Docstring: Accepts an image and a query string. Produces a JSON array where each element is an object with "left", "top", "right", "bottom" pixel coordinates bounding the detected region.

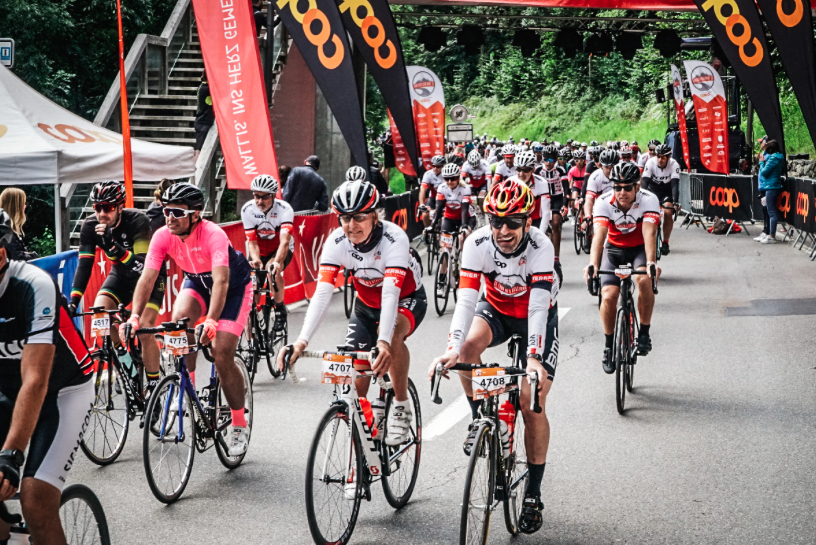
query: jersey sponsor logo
[
  {"left": 475, "top": 236, "right": 489, "bottom": 246},
  {"left": 351, "top": 252, "right": 364, "bottom": 261},
  {"left": 531, "top": 273, "right": 554, "bottom": 284},
  {"left": 493, "top": 260, "right": 507, "bottom": 268},
  {"left": 0, "top": 340, "right": 24, "bottom": 359},
  {"left": 356, "top": 276, "right": 383, "bottom": 288},
  {"left": 383, "top": 231, "right": 396, "bottom": 243},
  {"left": 492, "top": 279, "right": 528, "bottom": 296},
  {"left": 335, "top": 235, "right": 347, "bottom": 244},
  {"left": 64, "top": 404, "right": 92, "bottom": 475}
]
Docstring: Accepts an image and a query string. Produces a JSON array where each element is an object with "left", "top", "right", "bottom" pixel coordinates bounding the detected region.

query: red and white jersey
[
  {"left": 436, "top": 183, "right": 473, "bottom": 220},
  {"left": 538, "top": 164, "right": 566, "bottom": 196},
  {"left": 593, "top": 190, "right": 661, "bottom": 248},
  {"left": 493, "top": 161, "right": 516, "bottom": 184},
  {"left": 461, "top": 161, "right": 490, "bottom": 191},
  {"left": 585, "top": 168, "right": 612, "bottom": 199},
  {"left": 642, "top": 156, "right": 681, "bottom": 184},
  {"left": 241, "top": 200, "right": 295, "bottom": 256},
  {"left": 421, "top": 169, "right": 444, "bottom": 199}
]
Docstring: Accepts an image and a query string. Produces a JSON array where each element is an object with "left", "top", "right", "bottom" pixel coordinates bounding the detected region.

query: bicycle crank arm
[{"left": 508, "top": 469, "right": 530, "bottom": 492}]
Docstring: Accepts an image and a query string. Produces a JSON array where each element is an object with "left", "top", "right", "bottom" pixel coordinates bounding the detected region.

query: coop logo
[
  {"left": 37, "top": 123, "right": 122, "bottom": 145},
  {"left": 412, "top": 71, "right": 435, "bottom": 97},
  {"left": 690, "top": 66, "right": 715, "bottom": 92},
  {"left": 337, "top": 0, "right": 397, "bottom": 69},
  {"left": 276, "top": 0, "right": 345, "bottom": 69},
  {"left": 796, "top": 191, "right": 809, "bottom": 219},
  {"left": 777, "top": 191, "right": 791, "bottom": 214},
  {"left": 710, "top": 186, "right": 740, "bottom": 212},
  {"left": 701, "top": 0, "right": 764, "bottom": 67},
  {"left": 776, "top": 0, "right": 803, "bottom": 27},
  {"left": 391, "top": 208, "right": 408, "bottom": 229}
]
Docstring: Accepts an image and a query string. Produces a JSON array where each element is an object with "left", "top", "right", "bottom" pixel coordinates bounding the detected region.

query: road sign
[
  {"left": 0, "top": 39, "right": 14, "bottom": 68},
  {"left": 447, "top": 123, "right": 473, "bottom": 143},
  {"left": 449, "top": 104, "right": 469, "bottom": 123}
]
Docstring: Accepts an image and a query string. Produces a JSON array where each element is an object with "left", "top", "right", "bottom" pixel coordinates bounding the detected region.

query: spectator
[
  {"left": 147, "top": 179, "right": 175, "bottom": 233},
  {"left": 380, "top": 129, "right": 394, "bottom": 183},
  {"left": 368, "top": 150, "right": 390, "bottom": 195},
  {"left": 194, "top": 70, "right": 214, "bottom": 163},
  {"left": 282, "top": 155, "right": 329, "bottom": 212},
  {"left": 756, "top": 138, "right": 785, "bottom": 244},
  {"left": 278, "top": 165, "right": 292, "bottom": 199},
  {"left": 0, "top": 188, "right": 36, "bottom": 261}
]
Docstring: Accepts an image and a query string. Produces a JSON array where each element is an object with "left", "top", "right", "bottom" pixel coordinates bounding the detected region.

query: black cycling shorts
[
  {"left": 600, "top": 244, "right": 647, "bottom": 288},
  {"left": 550, "top": 194, "right": 565, "bottom": 214},
  {"left": 98, "top": 269, "right": 165, "bottom": 313},
  {"left": 344, "top": 287, "right": 427, "bottom": 351},
  {"left": 440, "top": 217, "right": 476, "bottom": 234},
  {"left": 475, "top": 299, "right": 559, "bottom": 381},
  {"left": 643, "top": 181, "right": 674, "bottom": 206},
  {"left": 260, "top": 248, "right": 293, "bottom": 270}
]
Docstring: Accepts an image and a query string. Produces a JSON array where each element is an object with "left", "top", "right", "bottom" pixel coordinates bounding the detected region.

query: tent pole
[{"left": 54, "top": 184, "right": 63, "bottom": 254}]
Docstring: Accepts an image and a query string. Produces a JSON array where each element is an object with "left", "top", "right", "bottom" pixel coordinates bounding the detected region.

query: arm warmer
[
  {"left": 377, "top": 279, "right": 402, "bottom": 344},
  {"left": 432, "top": 199, "right": 445, "bottom": 227},
  {"left": 526, "top": 286, "right": 552, "bottom": 358},
  {"left": 446, "top": 286, "right": 480, "bottom": 354},
  {"left": 296, "top": 280, "right": 335, "bottom": 345},
  {"left": 671, "top": 178, "right": 680, "bottom": 204}
]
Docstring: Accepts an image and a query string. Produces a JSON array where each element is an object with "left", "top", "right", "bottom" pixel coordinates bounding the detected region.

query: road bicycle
[
  {"left": 133, "top": 319, "right": 253, "bottom": 503},
  {"left": 0, "top": 484, "right": 111, "bottom": 544},
  {"left": 588, "top": 263, "right": 658, "bottom": 414},
  {"left": 430, "top": 335, "right": 541, "bottom": 545},
  {"left": 282, "top": 346, "right": 422, "bottom": 545},
  {"left": 421, "top": 220, "right": 440, "bottom": 273},
  {"left": 77, "top": 305, "right": 153, "bottom": 466},
  {"left": 434, "top": 226, "right": 462, "bottom": 316},
  {"left": 573, "top": 201, "right": 592, "bottom": 255},
  {"left": 238, "top": 268, "right": 287, "bottom": 382}
]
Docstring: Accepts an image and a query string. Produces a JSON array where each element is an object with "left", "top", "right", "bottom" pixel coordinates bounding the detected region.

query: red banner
[
  {"left": 685, "top": 60, "right": 729, "bottom": 175},
  {"left": 404, "top": 66, "right": 445, "bottom": 171},
  {"left": 192, "top": 0, "right": 277, "bottom": 190},
  {"left": 670, "top": 64, "right": 691, "bottom": 170},
  {"left": 388, "top": 109, "right": 416, "bottom": 177}
]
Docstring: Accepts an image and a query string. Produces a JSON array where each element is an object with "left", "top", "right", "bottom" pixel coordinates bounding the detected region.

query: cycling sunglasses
[
  {"left": 163, "top": 207, "right": 196, "bottom": 219},
  {"left": 517, "top": 167, "right": 534, "bottom": 173},
  {"left": 338, "top": 211, "right": 374, "bottom": 224},
  {"left": 613, "top": 184, "right": 636, "bottom": 193},
  {"left": 93, "top": 203, "right": 118, "bottom": 213},
  {"left": 253, "top": 192, "right": 273, "bottom": 200},
  {"left": 544, "top": 158, "right": 556, "bottom": 163},
  {"left": 488, "top": 215, "right": 527, "bottom": 230}
]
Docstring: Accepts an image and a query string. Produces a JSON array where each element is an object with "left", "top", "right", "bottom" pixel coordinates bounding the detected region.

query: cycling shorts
[
  {"left": 260, "top": 248, "right": 293, "bottom": 269},
  {"left": 179, "top": 277, "right": 252, "bottom": 337},
  {"left": 98, "top": 269, "right": 166, "bottom": 312},
  {"left": 531, "top": 218, "right": 543, "bottom": 230},
  {"left": 440, "top": 217, "right": 476, "bottom": 234},
  {"left": 642, "top": 181, "right": 674, "bottom": 206},
  {"left": 550, "top": 194, "right": 565, "bottom": 214},
  {"left": 475, "top": 299, "right": 559, "bottom": 381},
  {"left": 344, "top": 287, "right": 427, "bottom": 350},
  {"left": 600, "top": 244, "right": 647, "bottom": 288},
  {"left": 0, "top": 380, "right": 93, "bottom": 491}
]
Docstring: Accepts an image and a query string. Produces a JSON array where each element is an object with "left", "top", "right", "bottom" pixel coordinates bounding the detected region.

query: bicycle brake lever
[
  {"left": 528, "top": 371, "right": 542, "bottom": 414},
  {"left": 281, "top": 344, "right": 293, "bottom": 380},
  {"left": 431, "top": 364, "right": 444, "bottom": 404}
]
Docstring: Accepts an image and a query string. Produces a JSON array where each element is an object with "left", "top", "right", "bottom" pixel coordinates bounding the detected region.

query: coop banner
[
  {"left": 192, "top": 0, "right": 278, "bottom": 189},
  {"left": 684, "top": 61, "right": 729, "bottom": 175}
]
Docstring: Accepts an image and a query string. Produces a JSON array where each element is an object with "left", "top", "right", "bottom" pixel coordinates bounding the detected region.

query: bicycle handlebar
[
  {"left": 75, "top": 304, "right": 130, "bottom": 319},
  {"left": 133, "top": 319, "right": 214, "bottom": 362},
  {"left": 430, "top": 363, "right": 541, "bottom": 414},
  {"left": 586, "top": 263, "right": 658, "bottom": 295},
  {"left": 250, "top": 268, "right": 278, "bottom": 293},
  {"left": 281, "top": 345, "right": 392, "bottom": 389},
  {"left": 0, "top": 502, "right": 21, "bottom": 525}
]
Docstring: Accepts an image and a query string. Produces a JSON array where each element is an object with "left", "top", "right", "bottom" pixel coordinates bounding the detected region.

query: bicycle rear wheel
[
  {"left": 460, "top": 422, "right": 495, "bottom": 545},
  {"left": 503, "top": 400, "right": 527, "bottom": 535},
  {"left": 60, "top": 484, "right": 111, "bottom": 545},
  {"left": 434, "top": 251, "right": 451, "bottom": 316},
  {"left": 382, "top": 379, "right": 422, "bottom": 509},
  {"left": 143, "top": 374, "right": 196, "bottom": 503},
  {"left": 583, "top": 221, "right": 593, "bottom": 254},
  {"left": 656, "top": 224, "right": 663, "bottom": 261},
  {"left": 215, "top": 356, "right": 254, "bottom": 468},
  {"left": 573, "top": 217, "right": 582, "bottom": 255},
  {"left": 614, "top": 308, "right": 628, "bottom": 415},
  {"left": 305, "top": 405, "right": 363, "bottom": 545},
  {"left": 81, "top": 362, "right": 130, "bottom": 466}
]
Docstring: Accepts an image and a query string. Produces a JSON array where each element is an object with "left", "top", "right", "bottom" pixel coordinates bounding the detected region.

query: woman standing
[
  {"left": 756, "top": 139, "right": 785, "bottom": 244},
  {"left": 0, "top": 188, "right": 37, "bottom": 260}
]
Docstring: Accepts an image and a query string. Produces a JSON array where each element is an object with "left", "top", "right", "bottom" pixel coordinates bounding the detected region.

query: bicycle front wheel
[
  {"left": 267, "top": 316, "right": 287, "bottom": 378},
  {"left": 573, "top": 217, "right": 582, "bottom": 255},
  {"left": 143, "top": 374, "right": 196, "bottom": 503},
  {"left": 614, "top": 308, "right": 629, "bottom": 415},
  {"left": 435, "top": 251, "right": 451, "bottom": 316},
  {"left": 460, "top": 422, "right": 495, "bottom": 545},
  {"left": 305, "top": 405, "right": 363, "bottom": 545},
  {"left": 81, "top": 362, "right": 130, "bottom": 466},
  {"left": 382, "top": 379, "right": 422, "bottom": 509},
  {"left": 344, "top": 272, "right": 355, "bottom": 319},
  {"left": 583, "top": 221, "right": 593, "bottom": 254},
  {"left": 60, "top": 484, "right": 111, "bottom": 545},
  {"left": 503, "top": 404, "right": 527, "bottom": 535},
  {"left": 215, "top": 356, "right": 253, "bottom": 468},
  {"left": 237, "top": 327, "right": 258, "bottom": 385}
]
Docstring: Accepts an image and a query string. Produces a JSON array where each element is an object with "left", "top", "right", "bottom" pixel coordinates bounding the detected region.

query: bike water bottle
[
  {"left": 371, "top": 398, "right": 386, "bottom": 432},
  {"left": 499, "top": 400, "right": 515, "bottom": 457},
  {"left": 358, "top": 398, "right": 378, "bottom": 438}
]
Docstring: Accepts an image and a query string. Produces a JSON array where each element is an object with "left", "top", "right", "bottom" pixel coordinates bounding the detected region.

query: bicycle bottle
[
  {"left": 371, "top": 398, "right": 386, "bottom": 431},
  {"left": 359, "top": 398, "right": 379, "bottom": 438},
  {"left": 499, "top": 400, "right": 515, "bottom": 458}
]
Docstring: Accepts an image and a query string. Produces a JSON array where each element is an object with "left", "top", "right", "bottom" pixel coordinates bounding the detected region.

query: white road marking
[{"left": 424, "top": 306, "right": 570, "bottom": 442}]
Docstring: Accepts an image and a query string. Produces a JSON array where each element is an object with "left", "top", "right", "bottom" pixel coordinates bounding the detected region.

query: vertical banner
[
  {"left": 685, "top": 61, "right": 729, "bottom": 175},
  {"left": 273, "top": 0, "right": 368, "bottom": 168},
  {"left": 192, "top": 0, "right": 278, "bottom": 190},
  {"left": 693, "top": 0, "right": 785, "bottom": 152},
  {"left": 336, "top": 0, "right": 420, "bottom": 175},
  {"left": 671, "top": 64, "right": 691, "bottom": 170},
  {"left": 403, "top": 66, "right": 445, "bottom": 171},
  {"left": 115, "top": 0, "right": 133, "bottom": 207},
  {"left": 388, "top": 109, "right": 416, "bottom": 176},
  {"left": 755, "top": 0, "right": 816, "bottom": 149}
]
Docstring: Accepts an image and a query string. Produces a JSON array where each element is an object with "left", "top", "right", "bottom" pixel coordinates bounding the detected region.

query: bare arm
[
  {"left": 589, "top": 223, "right": 608, "bottom": 270},
  {"left": 207, "top": 265, "right": 231, "bottom": 322},
  {"left": 246, "top": 240, "right": 262, "bottom": 268},
  {"left": 583, "top": 196, "right": 595, "bottom": 219},
  {"left": 131, "top": 267, "right": 160, "bottom": 317},
  {"left": 274, "top": 231, "right": 291, "bottom": 265},
  {"left": 3, "top": 344, "right": 54, "bottom": 451},
  {"left": 642, "top": 221, "right": 657, "bottom": 265}
]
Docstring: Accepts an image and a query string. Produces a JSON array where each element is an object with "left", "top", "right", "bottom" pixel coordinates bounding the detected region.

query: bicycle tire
[
  {"left": 573, "top": 216, "right": 582, "bottom": 255},
  {"left": 267, "top": 319, "right": 287, "bottom": 378},
  {"left": 503, "top": 394, "right": 527, "bottom": 535},
  {"left": 215, "top": 356, "right": 254, "bottom": 468},
  {"left": 460, "top": 422, "right": 495, "bottom": 545},
  {"left": 626, "top": 308, "right": 636, "bottom": 393},
  {"left": 305, "top": 405, "right": 363, "bottom": 545},
  {"left": 81, "top": 361, "right": 130, "bottom": 466},
  {"left": 344, "top": 272, "right": 355, "bottom": 319},
  {"left": 410, "top": 247, "right": 424, "bottom": 277},
  {"left": 237, "top": 327, "right": 258, "bottom": 385},
  {"left": 434, "top": 251, "right": 451, "bottom": 316},
  {"left": 381, "top": 379, "right": 422, "bottom": 509},
  {"left": 60, "top": 484, "right": 111, "bottom": 545},
  {"left": 143, "top": 373, "right": 196, "bottom": 504},
  {"left": 583, "top": 221, "right": 593, "bottom": 254},
  {"left": 656, "top": 224, "right": 663, "bottom": 261},
  {"left": 614, "top": 308, "right": 628, "bottom": 415}
]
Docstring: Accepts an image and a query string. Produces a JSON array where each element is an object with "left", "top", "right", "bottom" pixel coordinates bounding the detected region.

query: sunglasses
[
  {"left": 613, "top": 184, "right": 636, "bottom": 193},
  {"left": 253, "top": 193, "right": 273, "bottom": 200},
  {"left": 545, "top": 158, "right": 555, "bottom": 163},
  {"left": 163, "top": 207, "right": 196, "bottom": 219},
  {"left": 488, "top": 215, "right": 527, "bottom": 230},
  {"left": 339, "top": 211, "right": 374, "bottom": 224},
  {"left": 517, "top": 167, "right": 533, "bottom": 173},
  {"left": 93, "top": 203, "right": 117, "bottom": 213}
]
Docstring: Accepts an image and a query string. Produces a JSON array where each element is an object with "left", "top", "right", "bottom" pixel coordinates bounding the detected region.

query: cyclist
[
  {"left": 641, "top": 144, "right": 681, "bottom": 255},
  {"left": 583, "top": 163, "right": 660, "bottom": 374},
  {"left": 69, "top": 180, "right": 164, "bottom": 394},
  {"left": 568, "top": 149, "right": 587, "bottom": 211},
  {"left": 432, "top": 163, "right": 476, "bottom": 289},
  {"left": 241, "top": 173, "right": 294, "bottom": 332},
  {"left": 583, "top": 149, "right": 619, "bottom": 220},
  {"left": 620, "top": 147, "right": 636, "bottom": 166},
  {"left": 461, "top": 150, "right": 490, "bottom": 209},
  {"left": 418, "top": 155, "right": 446, "bottom": 229},
  {"left": 585, "top": 146, "right": 602, "bottom": 178},
  {"left": 280, "top": 181, "right": 426, "bottom": 446},
  {"left": 631, "top": 141, "right": 640, "bottom": 164},
  {"left": 638, "top": 139, "right": 661, "bottom": 170},
  {"left": 531, "top": 142, "right": 545, "bottom": 172},
  {"left": 513, "top": 151, "right": 551, "bottom": 230},
  {"left": 122, "top": 183, "right": 252, "bottom": 456},
  {"left": 430, "top": 179, "right": 558, "bottom": 534},
  {"left": 534, "top": 147, "right": 564, "bottom": 277},
  {"left": 0, "top": 209, "right": 94, "bottom": 545},
  {"left": 492, "top": 145, "right": 517, "bottom": 188}
]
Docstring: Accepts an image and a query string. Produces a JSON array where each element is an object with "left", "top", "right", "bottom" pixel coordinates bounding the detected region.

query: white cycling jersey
[
  {"left": 461, "top": 161, "right": 491, "bottom": 191},
  {"left": 593, "top": 189, "right": 661, "bottom": 248},
  {"left": 637, "top": 152, "right": 654, "bottom": 169},
  {"left": 642, "top": 157, "right": 681, "bottom": 184},
  {"left": 538, "top": 164, "right": 566, "bottom": 196},
  {"left": 446, "top": 226, "right": 557, "bottom": 357},
  {"left": 421, "top": 169, "right": 444, "bottom": 199},
  {"left": 241, "top": 199, "right": 295, "bottom": 256},
  {"left": 585, "top": 168, "right": 612, "bottom": 199},
  {"left": 493, "top": 161, "right": 516, "bottom": 183},
  {"left": 436, "top": 183, "right": 473, "bottom": 220},
  {"left": 298, "top": 221, "right": 421, "bottom": 345}
]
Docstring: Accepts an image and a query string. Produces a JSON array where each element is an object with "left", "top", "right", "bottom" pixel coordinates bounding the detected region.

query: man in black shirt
[
  {"left": 282, "top": 155, "right": 329, "bottom": 212},
  {"left": 195, "top": 70, "right": 214, "bottom": 162}
]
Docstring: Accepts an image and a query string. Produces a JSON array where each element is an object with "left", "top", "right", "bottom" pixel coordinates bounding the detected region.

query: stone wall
[{"left": 786, "top": 159, "right": 816, "bottom": 179}]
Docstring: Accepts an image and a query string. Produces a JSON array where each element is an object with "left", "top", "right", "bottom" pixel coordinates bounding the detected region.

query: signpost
[
  {"left": 447, "top": 123, "right": 474, "bottom": 143},
  {"left": 0, "top": 39, "right": 14, "bottom": 69}
]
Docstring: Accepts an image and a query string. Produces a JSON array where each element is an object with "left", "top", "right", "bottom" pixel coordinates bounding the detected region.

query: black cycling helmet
[
  {"left": 599, "top": 149, "right": 619, "bottom": 167},
  {"left": 648, "top": 139, "right": 661, "bottom": 148},
  {"left": 610, "top": 162, "right": 641, "bottom": 184},
  {"left": 655, "top": 144, "right": 672, "bottom": 157},
  {"left": 431, "top": 155, "right": 446, "bottom": 167},
  {"left": 559, "top": 147, "right": 572, "bottom": 159},
  {"left": 0, "top": 209, "right": 15, "bottom": 252},
  {"left": 572, "top": 149, "right": 586, "bottom": 160},
  {"left": 162, "top": 182, "right": 205, "bottom": 210},
  {"left": 589, "top": 140, "right": 599, "bottom": 146},
  {"left": 332, "top": 180, "right": 380, "bottom": 214},
  {"left": 543, "top": 145, "right": 558, "bottom": 160},
  {"left": 91, "top": 181, "right": 126, "bottom": 205}
]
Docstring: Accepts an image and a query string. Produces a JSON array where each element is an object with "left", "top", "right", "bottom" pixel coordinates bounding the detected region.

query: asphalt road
[{"left": 71, "top": 220, "right": 816, "bottom": 544}]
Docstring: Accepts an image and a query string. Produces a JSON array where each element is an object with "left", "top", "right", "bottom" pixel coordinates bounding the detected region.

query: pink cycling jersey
[{"left": 145, "top": 220, "right": 230, "bottom": 274}]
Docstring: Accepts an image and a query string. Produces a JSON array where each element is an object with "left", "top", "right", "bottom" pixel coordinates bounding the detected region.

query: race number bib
[
  {"left": 471, "top": 368, "right": 508, "bottom": 400},
  {"left": 91, "top": 313, "right": 110, "bottom": 338},
  {"left": 440, "top": 233, "right": 453, "bottom": 248},
  {"left": 322, "top": 353, "right": 353, "bottom": 385},
  {"left": 164, "top": 330, "right": 189, "bottom": 356},
  {"left": 614, "top": 267, "right": 633, "bottom": 278}
]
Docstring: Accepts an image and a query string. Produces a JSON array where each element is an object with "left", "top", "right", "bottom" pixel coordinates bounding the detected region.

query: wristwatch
[
  {"left": 527, "top": 352, "right": 544, "bottom": 363},
  {"left": 0, "top": 449, "right": 24, "bottom": 467}
]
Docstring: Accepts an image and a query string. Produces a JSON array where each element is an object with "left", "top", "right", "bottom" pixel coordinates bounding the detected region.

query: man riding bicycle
[
  {"left": 536, "top": 146, "right": 565, "bottom": 275},
  {"left": 122, "top": 183, "right": 252, "bottom": 456},
  {"left": 280, "top": 181, "right": 425, "bottom": 446},
  {"left": 241, "top": 174, "right": 294, "bottom": 332},
  {"left": 70, "top": 181, "right": 164, "bottom": 394},
  {"left": 568, "top": 149, "right": 587, "bottom": 212},
  {"left": 430, "top": 179, "right": 559, "bottom": 534},
  {"left": 641, "top": 144, "right": 681, "bottom": 255},
  {"left": 418, "top": 155, "right": 446, "bottom": 229},
  {"left": 583, "top": 149, "right": 619, "bottom": 220},
  {"left": 0, "top": 210, "right": 94, "bottom": 544},
  {"left": 637, "top": 139, "right": 661, "bottom": 170},
  {"left": 461, "top": 150, "right": 490, "bottom": 210},
  {"left": 432, "top": 164, "right": 477, "bottom": 285},
  {"left": 583, "top": 163, "right": 660, "bottom": 374},
  {"left": 492, "top": 145, "right": 517, "bottom": 188}
]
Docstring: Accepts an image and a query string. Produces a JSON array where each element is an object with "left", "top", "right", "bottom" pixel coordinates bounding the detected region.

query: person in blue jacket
[{"left": 756, "top": 139, "right": 785, "bottom": 244}]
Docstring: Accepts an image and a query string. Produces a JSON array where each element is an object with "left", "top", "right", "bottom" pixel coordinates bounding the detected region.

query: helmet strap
[
  {"left": 353, "top": 219, "right": 383, "bottom": 254},
  {"left": 178, "top": 213, "right": 201, "bottom": 239}
]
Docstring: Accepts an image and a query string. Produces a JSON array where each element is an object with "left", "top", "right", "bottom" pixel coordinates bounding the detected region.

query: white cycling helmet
[
  {"left": 515, "top": 150, "right": 537, "bottom": 169},
  {"left": 441, "top": 163, "right": 461, "bottom": 179},
  {"left": 251, "top": 174, "right": 279, "bottom": 194},
  {"left": 345, "top": 165, "right": 367, "bottom": 182},
  {"left": 501, "top": 145, "right": 516, "bottom": 157},
  {"left": 467, "top": 150, "right": 482, "bottom": 167}
]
